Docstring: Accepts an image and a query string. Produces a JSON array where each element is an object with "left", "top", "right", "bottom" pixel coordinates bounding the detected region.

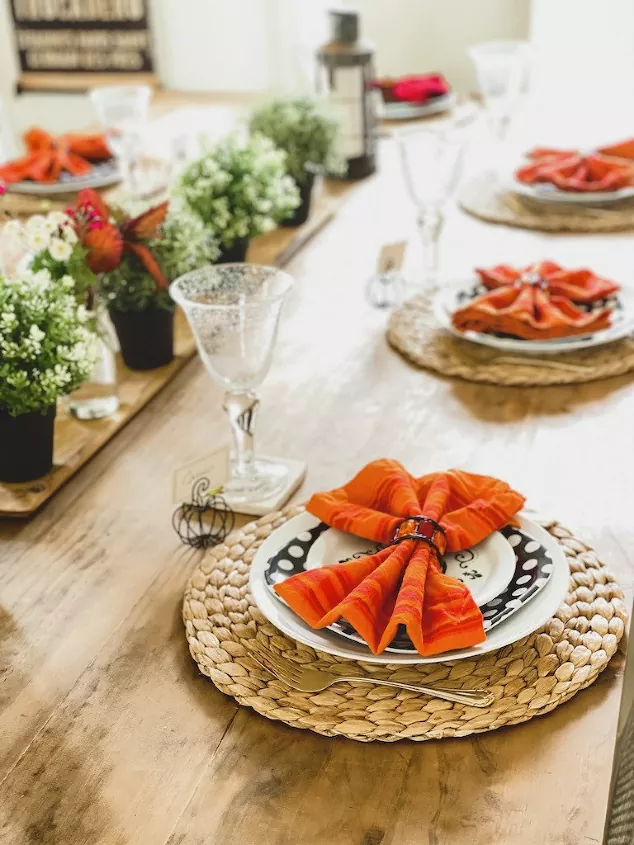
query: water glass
[
  {"left": 468, "top": 41, "right": 528, "bottom": 141},
  {"left": 170, "top": 264, "right": 294, "bottom": 503},
  {"left": 89, "top": 85, "right": 151, "bottom": 196},
  {"left": 397, "top": 128, "right": 464, "bottom": 289}
]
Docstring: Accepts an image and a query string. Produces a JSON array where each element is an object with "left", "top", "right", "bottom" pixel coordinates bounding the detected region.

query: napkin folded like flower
[
  {"left": 274, "top": 459, "right": 525, "bottom": 656},
  {"left": 372, "top": 74, "right": 450, "bottom": 104},
  {"left": 515, "top": 139, "right": 634, "bottom": 192},
  {"left": 451, "top": 261, "right": 620, "bottom": 341},
  {"left": 0, "top": 128, "right": 111, "bottom": 184}
]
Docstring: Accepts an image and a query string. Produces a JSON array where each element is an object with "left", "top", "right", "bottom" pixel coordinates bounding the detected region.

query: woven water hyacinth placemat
[
  {"left": 386, "top": 293, "right": 634, "bottom": 387},
  {"left": 182, "top": 505, "right": 627, "bottom": 742},
  {"left": 460, "top": 171, "right": 634, "bottom": 233}
]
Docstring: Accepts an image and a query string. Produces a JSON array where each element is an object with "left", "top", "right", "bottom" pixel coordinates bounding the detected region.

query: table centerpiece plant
[
  {"left": 176, "top": 132, "right": 300, "bottom": 262},
  {"left": 2, "top": 209, "right": 120, "bottom": 420},
  {"left": 0, "top": 267, "right": 96, "bottom": 482},
  {"left": 74, "top": 190, "right": 218, "bottom": 371},
  {"left": 249, "top": 96, "right": 343, "bottom": 226}
]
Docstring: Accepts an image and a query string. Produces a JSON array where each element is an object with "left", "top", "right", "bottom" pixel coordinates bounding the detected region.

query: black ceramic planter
[
  {"left": 282, "top": 173, "right": 315, "bottom": 227},
  {"left": 0, "top": 405, "right": 56, "bottom": 482},
  {"left": 110, "top": 307, "right": 175, "bottom": 371},
  {"left": 216, "top": 238, "right": 249, "bottom": 264}
]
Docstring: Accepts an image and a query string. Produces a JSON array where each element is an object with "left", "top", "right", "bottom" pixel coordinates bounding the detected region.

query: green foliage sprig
[{"left": 249, "top": 96, "right": 344, "bottom": 184}]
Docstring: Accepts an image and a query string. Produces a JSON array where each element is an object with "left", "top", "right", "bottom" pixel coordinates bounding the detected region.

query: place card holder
[{"left": 172, "top": 477, "right": 235, "bottom": 549}]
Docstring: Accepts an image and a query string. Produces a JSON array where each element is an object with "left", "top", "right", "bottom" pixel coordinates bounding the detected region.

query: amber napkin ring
[{"left": 390, "top": 515, "right": 446, "bottom": 562}]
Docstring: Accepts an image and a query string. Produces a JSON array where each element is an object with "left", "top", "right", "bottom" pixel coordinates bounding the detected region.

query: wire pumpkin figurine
[{"left": 172, "top": 477, "right": 235, "bottom": 549}]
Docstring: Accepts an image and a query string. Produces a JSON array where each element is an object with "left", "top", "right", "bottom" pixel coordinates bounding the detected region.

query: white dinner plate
[
  {"left": 434, "top": 279, "right": 634, "bottom": 355},
  {"left": 381, "top": 92, "right": 456, "bottom": 121},
  {"left": 508, "top": 170, "right": 634, "bottom": 206},
  {"left": 249, "top": 512, "right": 569, "bottom": 665},
  {"left": 7, "top": 158, "right": 121, "bottom": 195}
]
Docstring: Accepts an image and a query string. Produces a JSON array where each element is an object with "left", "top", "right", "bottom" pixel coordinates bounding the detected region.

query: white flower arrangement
[
  {"left": 0, "top": 268, "right": 97, "bottom": 416},
  {"left": 2, "top": 210, "right": 94, "bottom": 300},
  {"left": 176, "top": 132, "right": 300, "bottom": 249}
]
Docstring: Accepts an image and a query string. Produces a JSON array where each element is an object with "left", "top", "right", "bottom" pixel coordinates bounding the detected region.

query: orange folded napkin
[
  {"left": 274, "top": 459, "right": 525, "bottom": 656},
  {"left": 515, "top": 141, "right": 634, "bottom": 192},
  {"left": 0, "top": 128, "right": 112, "bottom": 185},
  {"left": 451, "top": 261, "right": 620, "bottom": 341}
]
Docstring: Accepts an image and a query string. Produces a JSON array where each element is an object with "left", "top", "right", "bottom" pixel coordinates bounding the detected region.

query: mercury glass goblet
[{"left": 170, "top": 264, "right": 294, "bottom": 503}]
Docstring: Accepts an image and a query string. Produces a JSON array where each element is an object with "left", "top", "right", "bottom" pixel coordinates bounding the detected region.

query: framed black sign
[{"left": 10, "top": 0, "right": 158, "bottom": 92}]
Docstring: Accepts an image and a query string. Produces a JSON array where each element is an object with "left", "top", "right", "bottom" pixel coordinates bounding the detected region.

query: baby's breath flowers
[
  {"left": 0, "top": 268, "right": 96, "bottom": 416},
  {"left": 177, "top": 133, "right": 300, "bottom": 251}
]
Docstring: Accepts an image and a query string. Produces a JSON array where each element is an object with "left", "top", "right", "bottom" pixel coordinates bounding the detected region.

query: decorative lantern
[{"left": 317, "top": 8, "right": 377, "bottom": 180}]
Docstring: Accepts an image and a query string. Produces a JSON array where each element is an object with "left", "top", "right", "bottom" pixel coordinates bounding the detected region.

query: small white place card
[
  {"left": 377, "top": 241, "right": 407, "bottom": 274},
  {"left": 172, "top": 446, "right": 230, "bottom": 505}
]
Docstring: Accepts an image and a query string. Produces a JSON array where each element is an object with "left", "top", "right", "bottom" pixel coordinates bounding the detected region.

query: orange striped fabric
[{"left": 274, "top": 460, "right": 525, "bottom": 656}]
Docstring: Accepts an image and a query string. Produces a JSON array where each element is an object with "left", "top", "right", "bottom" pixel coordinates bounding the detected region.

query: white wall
[
  {"left": 0, "top": 0, "right": 529, "bottom": 140},
  {"left": 362, "top": 0, "right": 530, "bottom": 93}
]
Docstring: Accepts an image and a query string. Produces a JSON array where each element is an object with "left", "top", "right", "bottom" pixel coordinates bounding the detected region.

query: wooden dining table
[{"left": 1, "top": 101, "right": 633, "bottom": 845}]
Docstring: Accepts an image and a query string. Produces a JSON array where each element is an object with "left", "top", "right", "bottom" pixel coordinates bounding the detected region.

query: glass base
[
  {"left": 223, "top": 457, "right": 289, "bottom": 504},
  {"left": 68, "top": 393, "right": 120, "bottom": 421}
]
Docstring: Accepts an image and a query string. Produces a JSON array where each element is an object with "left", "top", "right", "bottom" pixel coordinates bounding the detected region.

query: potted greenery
[
  {"left": 74, "top": 191, "right": 217, "bottom": 371},
  {"left": 2, "top": 209, "right": 120, "bottom": 420},
  {"left": 177, "top": 132, "right": 300, "bottom": 262},
  {"left": 0, "top": 268, "right": 96, "bottom": 482},
  {"left": 249, "top": 97, "right": 343, "bottom": 226}
]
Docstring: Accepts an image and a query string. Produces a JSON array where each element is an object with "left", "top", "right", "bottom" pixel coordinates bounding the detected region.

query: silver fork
[{"left": 247, "top": 644, "right": 494, "bottom": 708}]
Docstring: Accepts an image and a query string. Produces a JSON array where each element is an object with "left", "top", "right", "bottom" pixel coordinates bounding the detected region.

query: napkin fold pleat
[{"left": 274, "top": 460, "right": 525, "bottom": 656}]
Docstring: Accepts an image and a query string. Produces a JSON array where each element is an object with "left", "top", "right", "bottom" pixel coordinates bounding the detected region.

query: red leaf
[
  {"left": 124, "top": 201, "right": 168, "bottom": 241},
  {"left": 125, "top": 242, "right": 169, "bottom": 290},
  {"left": 83, "top": 223, "right": 123, "bottom": 273}
]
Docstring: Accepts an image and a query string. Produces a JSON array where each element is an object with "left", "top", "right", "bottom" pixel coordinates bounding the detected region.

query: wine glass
[
  {"left": 170, "top": 264, "right": 294, "bottom": 503},
  {"left": 397, "top": 128, "right": 464, "bottom": 290},
  {"left": 468, "top": 41, "right": 528, "bottom": 142},
  {"left": 89, "top": 85, "right": 151, "bottom": 197}
]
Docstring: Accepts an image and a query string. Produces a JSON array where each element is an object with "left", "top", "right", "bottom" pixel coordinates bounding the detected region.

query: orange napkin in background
[
  {"left": 515, "top": 140, "right": 634, "bottom": 192},
  {"left": 0, "top": 128, "right": 111, "bottom": 184},
  {"left": 451, "top": 261, "right": 620, "bottom": 341},
  {"left": 274, "top": 459, "right": 525, "bottom": 656}
]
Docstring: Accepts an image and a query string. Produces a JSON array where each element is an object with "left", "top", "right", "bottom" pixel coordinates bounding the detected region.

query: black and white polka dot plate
[
  {"left": 249, "top": 512, "right": 570, "bottom": 665},
  {"left": 263, "top": 517, "right": 553, "bottom": 654}
]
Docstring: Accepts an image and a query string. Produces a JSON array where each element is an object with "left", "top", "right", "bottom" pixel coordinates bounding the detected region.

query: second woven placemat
[
  {"left": 460, "top": 171, "right": 634, "bottom": 233},
  {"left": 183, "top": 506, "right": 626, "bottom": 742},
  {"left": 386, "top": 293, "right": 634, "bottom": 386}
]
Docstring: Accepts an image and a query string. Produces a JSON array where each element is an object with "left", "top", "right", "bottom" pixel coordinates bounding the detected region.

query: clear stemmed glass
[
  {"left": 397, "top": 128, "right": 464, "bottom": 290},
  {"left": 468, "top": 41, "right": 528, "bottom": 142},
  {"left": 170, "top": 264, "right": 294, "bottom": 503},
  {"left": 89, "top": 85, "right": 151, "bottom": 197}
]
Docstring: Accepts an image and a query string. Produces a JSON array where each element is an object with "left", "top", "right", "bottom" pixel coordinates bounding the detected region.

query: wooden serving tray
[{"left": 0, "top": 179, "right": 355, "bottom": 517}]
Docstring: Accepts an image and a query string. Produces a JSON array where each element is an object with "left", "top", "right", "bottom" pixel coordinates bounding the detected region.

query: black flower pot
[
  {"left": 0, "top": 405, "right": 56, "bottom": 483},
  {"left": 282, "top": 173, "right": 315, "bottom": 227},
  {"left": 110, "top": 307, "right": 175, "bottom": 371},
  {"left": 216, "top": 238, "right": 249, "bottom": 264}
]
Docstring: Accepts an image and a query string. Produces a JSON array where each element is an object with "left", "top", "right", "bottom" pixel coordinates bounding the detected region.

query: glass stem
[
  {"left": 223, "top": 391, "right": 260, "bottom": 478},
  {"left": 417, "top": 209, "right": 444, "bottom": 291}
]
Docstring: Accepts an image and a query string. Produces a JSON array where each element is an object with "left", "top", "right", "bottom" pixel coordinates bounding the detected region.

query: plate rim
[
  {"left": 381, "top": 91, "right": 456, "bottom": 121},
  {"left": 509, "top": 171, "right": 634, "bottom": 205},
  {"left": 248, "top": 511, "right": 570, "bottom": 665},
  {"left": 6, "top": 159, "right": 121, "bottom": 196}
]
